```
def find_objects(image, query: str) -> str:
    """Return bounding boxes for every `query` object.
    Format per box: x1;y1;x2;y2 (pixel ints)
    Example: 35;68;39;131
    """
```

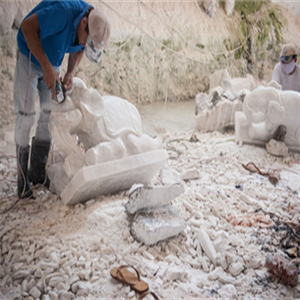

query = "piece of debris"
126;184;184;215
130;206;187;246
273;125;287;142
265;254;298;287
198;227;217;265
266;139;288;157
227;213;272;228
126;184;186;245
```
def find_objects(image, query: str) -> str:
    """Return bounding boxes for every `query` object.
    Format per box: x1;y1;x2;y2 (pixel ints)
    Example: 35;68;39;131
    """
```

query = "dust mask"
85;35;104;63
281;60;296;75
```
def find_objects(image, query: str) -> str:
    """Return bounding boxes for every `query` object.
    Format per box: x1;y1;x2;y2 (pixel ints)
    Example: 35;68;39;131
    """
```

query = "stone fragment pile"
125;184;187;245
1;129;300;299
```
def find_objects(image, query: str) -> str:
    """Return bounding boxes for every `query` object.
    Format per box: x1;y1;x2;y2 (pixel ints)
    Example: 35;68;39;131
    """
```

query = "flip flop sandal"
110;265;149;293
242;162;280;186
242;162;269;176
139;291;160;300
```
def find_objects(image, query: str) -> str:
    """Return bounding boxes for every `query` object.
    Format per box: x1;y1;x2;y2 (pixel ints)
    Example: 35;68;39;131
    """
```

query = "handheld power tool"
54;81;66;104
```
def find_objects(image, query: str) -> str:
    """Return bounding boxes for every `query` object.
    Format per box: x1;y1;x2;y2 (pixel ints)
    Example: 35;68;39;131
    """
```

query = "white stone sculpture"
195;69;255;132
235;80;300;151
224;0;235;16
48;77;168;205
201;0;219;18
195;89;243;132
209;69;231;90
209;69;256;97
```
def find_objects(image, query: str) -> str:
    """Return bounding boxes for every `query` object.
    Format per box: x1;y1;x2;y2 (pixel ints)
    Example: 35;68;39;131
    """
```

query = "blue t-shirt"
17;0;92;67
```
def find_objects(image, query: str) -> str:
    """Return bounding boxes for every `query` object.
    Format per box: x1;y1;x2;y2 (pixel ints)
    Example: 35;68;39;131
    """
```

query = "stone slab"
61;149;168;205
130;206;186;246
125;184;184;215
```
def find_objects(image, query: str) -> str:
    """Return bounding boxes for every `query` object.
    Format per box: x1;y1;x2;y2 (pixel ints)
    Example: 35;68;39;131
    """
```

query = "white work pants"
14;52;60;147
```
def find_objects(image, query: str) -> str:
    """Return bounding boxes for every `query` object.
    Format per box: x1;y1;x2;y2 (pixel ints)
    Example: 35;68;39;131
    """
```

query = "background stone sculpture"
48;78;168;205
235;81;300;152
195;69;258;132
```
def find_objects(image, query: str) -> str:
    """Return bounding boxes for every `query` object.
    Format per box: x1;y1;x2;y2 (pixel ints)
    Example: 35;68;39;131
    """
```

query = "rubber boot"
29;137;51;187
16;145;33;199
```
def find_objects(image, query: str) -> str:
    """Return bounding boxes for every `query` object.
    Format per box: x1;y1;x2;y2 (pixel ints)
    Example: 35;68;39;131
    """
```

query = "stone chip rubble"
1;129;300;299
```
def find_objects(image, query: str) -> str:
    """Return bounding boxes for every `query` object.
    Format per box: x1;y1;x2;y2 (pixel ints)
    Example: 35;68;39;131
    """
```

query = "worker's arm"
63;51;84;90
21;13;58;99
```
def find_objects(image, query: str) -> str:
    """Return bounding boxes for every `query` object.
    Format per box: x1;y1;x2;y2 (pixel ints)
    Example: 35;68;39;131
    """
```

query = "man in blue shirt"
14;0;111;199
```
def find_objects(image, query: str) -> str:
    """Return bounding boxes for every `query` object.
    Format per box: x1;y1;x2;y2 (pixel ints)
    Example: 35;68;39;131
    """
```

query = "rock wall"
0;0;299;131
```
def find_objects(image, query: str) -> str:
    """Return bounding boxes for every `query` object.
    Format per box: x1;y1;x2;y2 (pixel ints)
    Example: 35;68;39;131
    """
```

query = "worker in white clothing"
272;43;300;93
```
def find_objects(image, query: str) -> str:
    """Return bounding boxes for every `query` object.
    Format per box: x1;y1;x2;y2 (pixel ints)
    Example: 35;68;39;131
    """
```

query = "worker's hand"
43;64;60;99
62;72;73;91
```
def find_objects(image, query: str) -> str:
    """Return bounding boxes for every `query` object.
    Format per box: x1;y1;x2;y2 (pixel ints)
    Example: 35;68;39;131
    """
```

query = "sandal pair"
110;265;159;298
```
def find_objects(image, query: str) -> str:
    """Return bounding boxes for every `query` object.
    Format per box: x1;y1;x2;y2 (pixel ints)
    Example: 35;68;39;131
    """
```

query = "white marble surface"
48;78;167;204
126;183;185;215
125;183;186;245
130;205;187;246
61;150;168;205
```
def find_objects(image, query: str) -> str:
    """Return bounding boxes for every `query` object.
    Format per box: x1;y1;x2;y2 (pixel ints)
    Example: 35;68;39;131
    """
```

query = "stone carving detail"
235;81;300;152
48;78;167;205
195;69;255;132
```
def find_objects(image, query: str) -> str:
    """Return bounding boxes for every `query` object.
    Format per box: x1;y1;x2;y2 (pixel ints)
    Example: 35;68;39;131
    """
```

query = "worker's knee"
39;109;51;123
35;109;51;142
14;112;35;146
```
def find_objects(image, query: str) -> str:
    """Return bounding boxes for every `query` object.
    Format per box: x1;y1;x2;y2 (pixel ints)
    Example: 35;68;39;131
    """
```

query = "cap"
280;43;297;62
88;8;111;48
